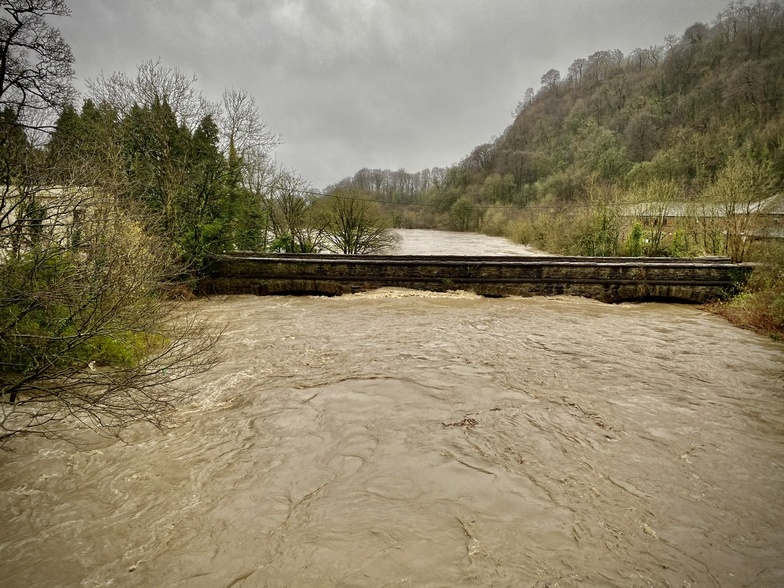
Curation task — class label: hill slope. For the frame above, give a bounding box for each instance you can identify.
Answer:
[331,0,784,260]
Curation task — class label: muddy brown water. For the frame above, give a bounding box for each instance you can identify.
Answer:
[386,229,549,256]
[1,232,783,587]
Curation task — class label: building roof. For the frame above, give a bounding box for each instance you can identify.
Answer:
[618,194,783,218]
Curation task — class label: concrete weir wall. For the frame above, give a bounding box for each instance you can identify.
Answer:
[201,253,752,303]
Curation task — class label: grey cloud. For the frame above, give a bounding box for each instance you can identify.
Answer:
[61,0,731,188]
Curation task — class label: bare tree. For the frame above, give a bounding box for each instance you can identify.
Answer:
[567,58,588,86]
[645,45,663,67]
[1,0,75,249]
[87,59,215,132]
[267,171,324,253]
[221,87,282,246]
[464,143,494,173]
[0,0,75,129]
[705,154,775,262]
[512,88,533,118]
[220,87,281,160]
[540,68,561,94]
[319,188,398,254]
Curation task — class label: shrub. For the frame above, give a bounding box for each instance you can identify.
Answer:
[708,241,784,338]
[0,192,221,441]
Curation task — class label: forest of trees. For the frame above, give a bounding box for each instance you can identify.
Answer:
[335,0,784,262]
[330,0,784,334]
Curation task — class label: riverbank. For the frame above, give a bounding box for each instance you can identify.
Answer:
[704,242,784,340]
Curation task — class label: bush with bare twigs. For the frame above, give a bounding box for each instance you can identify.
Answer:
[0,187,222,442]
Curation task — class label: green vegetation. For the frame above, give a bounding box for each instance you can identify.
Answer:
[332,0,784,337]
[0,4,225,440]
[0,1,398,441]
[709,242,784,337]
[0,184,222,441]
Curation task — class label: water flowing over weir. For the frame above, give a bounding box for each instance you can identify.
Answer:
[1,231,783,587]
[202,230,750,303]
[202,253,746,302]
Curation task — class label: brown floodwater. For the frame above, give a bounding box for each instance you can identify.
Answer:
[1,232,783,587]
[387,229,547,256]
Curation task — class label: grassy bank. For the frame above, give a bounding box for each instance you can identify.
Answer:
[706,243,784,340]
[494,206,784,340]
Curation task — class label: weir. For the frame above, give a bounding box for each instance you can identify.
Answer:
[201,253,752,303]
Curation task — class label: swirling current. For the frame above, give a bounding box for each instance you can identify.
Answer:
[1,231,782,587]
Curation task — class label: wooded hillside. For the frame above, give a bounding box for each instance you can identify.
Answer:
[332,0,784,260]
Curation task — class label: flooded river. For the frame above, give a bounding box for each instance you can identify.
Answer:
[1,231,783,587]
[387,229,547,256]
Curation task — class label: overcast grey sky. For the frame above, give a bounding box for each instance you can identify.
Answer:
[60,0,732,189]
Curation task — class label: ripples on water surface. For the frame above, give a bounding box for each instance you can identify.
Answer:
[1,233,783,587]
